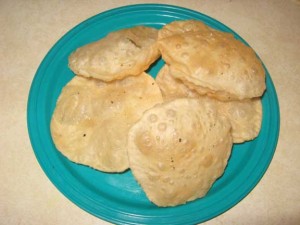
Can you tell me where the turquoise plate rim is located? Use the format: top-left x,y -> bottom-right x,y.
27,4 -> 280,225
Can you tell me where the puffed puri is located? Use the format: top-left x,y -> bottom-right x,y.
127,98 -> 233,207
157,20 -> 266,101
50,73 -> 163,173
68,26 -> 160,82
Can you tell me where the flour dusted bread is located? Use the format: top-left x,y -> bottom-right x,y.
155,65 -> 262,143
50,73 -> 163,172
127,98 -> 233,206
69,26 -> 160,81
158,20 -> 266,100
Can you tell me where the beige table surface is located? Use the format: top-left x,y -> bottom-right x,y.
1,0 -> 300,224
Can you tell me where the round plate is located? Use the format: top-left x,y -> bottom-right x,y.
27,4 -> 280,225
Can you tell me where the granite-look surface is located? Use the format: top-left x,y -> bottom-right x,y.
1,0 -> 299,224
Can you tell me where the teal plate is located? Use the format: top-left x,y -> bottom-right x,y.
27,4 -> 280,225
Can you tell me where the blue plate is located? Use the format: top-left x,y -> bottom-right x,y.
27,4 -> 280,225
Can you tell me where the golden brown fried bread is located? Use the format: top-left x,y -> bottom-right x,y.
155,65 -> 199,100
158,20 -> 266,101
217,98 -> 262,143
158,19 -> 210,39
155,64 -> 262,143
128,98 -> 233,206
50,73 -> 163,172
69,26 -> 160,81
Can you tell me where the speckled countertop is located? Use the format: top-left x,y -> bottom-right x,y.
1,0 -> 299,224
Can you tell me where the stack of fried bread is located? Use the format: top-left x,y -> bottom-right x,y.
51,26 -> 163,172
50,20 -> 266,207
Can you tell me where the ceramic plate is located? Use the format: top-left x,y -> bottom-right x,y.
27,4 -> 280,225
